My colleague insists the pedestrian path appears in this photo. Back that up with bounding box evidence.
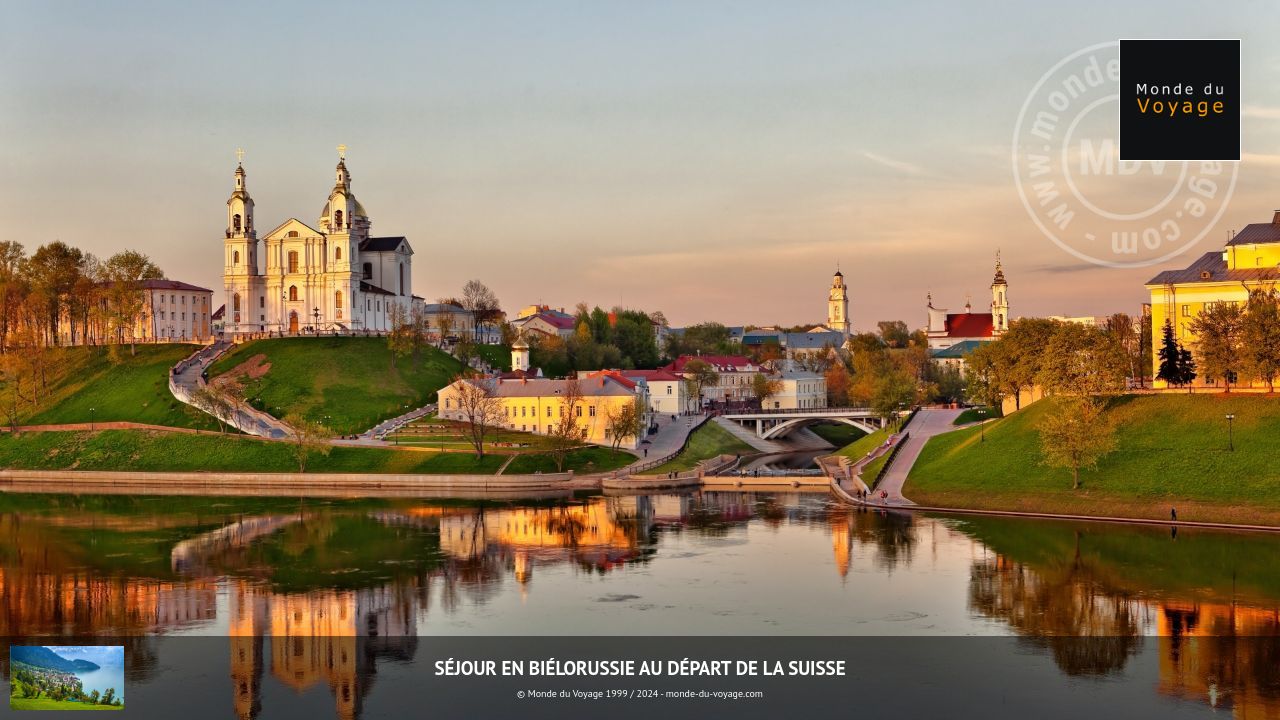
[871,407,965,506]
[169,341,293,440]
[619,413,708,474]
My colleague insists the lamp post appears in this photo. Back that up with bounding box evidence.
[312,307,321,333]
[1226,413,1235,452]
[978,408,987,443]
[89,407,95,432]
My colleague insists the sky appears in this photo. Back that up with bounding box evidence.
[3,1,1280,330]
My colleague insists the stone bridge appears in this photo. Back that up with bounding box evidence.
[720,407,884,439]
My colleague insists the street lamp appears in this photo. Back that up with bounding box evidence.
[89,407,95,432]
[312,307,321,333]
[1226,413,1236,452]
[978,408,987,443]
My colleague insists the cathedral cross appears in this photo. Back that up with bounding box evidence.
[235,147,244,163]
[337,144,347,160]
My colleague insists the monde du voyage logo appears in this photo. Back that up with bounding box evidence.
[1013,39,1240,269]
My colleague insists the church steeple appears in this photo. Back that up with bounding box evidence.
[827,266,850,338]
[226,149,254,239]
[990,250,1009,335]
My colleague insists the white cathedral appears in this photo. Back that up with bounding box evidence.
[222,150,415,336]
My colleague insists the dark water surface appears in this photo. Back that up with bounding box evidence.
[2,489,1278,718]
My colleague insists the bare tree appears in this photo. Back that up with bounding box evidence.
[681,359,719,412]
[605,397,644,450]
[190,384,232,434]
[547,376,585,471]
[451,375,504,458]
[461,279,503,327]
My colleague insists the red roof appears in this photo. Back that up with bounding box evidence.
[944,313,994,339]
[664,355,757,373]
[582,370,638,390]
[622,369,682,382]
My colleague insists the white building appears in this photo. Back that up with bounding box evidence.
[223,150,415,337]
[771,364,828,410]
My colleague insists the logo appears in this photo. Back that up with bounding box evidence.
[1012,41,1238,268]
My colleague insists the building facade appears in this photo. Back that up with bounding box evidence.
[56,279,215,345]
[926,254,1009,351]
[827,269,850,338]
[222,152,415,337]
[1144,210,1280,389]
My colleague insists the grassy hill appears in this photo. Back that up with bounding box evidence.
[0,430,505,474]
[207,337,462,435]
[649,421,755,473]
[909,394,1280,525]
[19,344,216,430]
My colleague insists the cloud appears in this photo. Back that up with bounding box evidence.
[860,150,932,177]
[1244,105,1280,120]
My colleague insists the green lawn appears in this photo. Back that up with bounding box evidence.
[909,394,1280,525]
[861,451,891,486]
[648,421,755,473]
[0,429,505,474]
[808,422,866,447]
[10,697,122,710]
[20,344,218,430]
[207,337,462,434]
[953,406,1000,425]
[470,343,511,371]
[503,446,634,474]
[834,426,890,460]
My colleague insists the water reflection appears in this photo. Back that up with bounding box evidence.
[6,494,1280,717]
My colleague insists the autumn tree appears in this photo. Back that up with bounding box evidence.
[1039,396,1115,489]
[1190,301,1245,391]
[1037,322,1127,397]
[102,250,164,354]
[1241,288,1280,391]
[460,279,503,326]
[681,359,719,412]
[749,372,783,406]
[284,413,332,471]
[605,397,644,451]
[824,362,851,406]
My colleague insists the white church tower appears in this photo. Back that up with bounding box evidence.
[224,151,265,333]
[990,251,1009,336]
[827,268,850,338]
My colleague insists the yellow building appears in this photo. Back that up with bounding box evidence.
[1145,210,1280,389]
[437,372,648,450]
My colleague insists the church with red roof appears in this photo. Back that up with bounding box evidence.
[925,254,1009,351]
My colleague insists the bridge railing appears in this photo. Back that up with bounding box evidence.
[722,406,876,417]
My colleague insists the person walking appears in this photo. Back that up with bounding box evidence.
[1171,507,1177,522]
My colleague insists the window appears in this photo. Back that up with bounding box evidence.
[288,251,299,273]
[362,262,372,280]
[334,290,343,309]
[232,293,241,312]
[289,285,298,301]
[589,406,596,417]
[336,246,342,261]
[334,209,343,228]
[575,406,582,417]
[232,214,241,232]
[399,263,405,295]
[546,406,552,418]
[259,296,264,308]
[233,250,240,265]
[1182,305,1190,317]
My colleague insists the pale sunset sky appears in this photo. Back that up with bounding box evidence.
[3,1,1280,329]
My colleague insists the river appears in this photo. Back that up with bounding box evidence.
[1,489,1277,717]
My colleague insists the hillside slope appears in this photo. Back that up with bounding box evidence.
[207,337,462,435]
[909,394,1280,524]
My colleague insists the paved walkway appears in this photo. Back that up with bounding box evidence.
[170,341,293,440]
[620,413,708,473]
[874,407,965,506]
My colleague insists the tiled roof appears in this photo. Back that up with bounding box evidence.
[1226,219,1280,246]
[359,236,408,252]
[783,331,845,349]
[619,369,682,382]
[140,279,213,293]
[1145,250,1280,285]
[519,313,576,330]
[930,339,989,359]
[211,304,225,320]
[664,355,757,373]
[481,375,636,398]
[942,313,994,339]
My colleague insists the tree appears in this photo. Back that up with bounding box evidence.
[1189,301,1245,391]
[681,359,719,412]
[1036,322,1127,397]
[605,397,644,451]
[451,375,503,458]
[1038,396,1116,489]
[101,688,115,706]
[824,362,851,406]
[460,279,503,325]
[26,241,89,346]
[749,372,782,406]
[102,249,163,354]
[1156,318,1181,386]
[877,320,911,348]
[547,376,585,471]
[89,690,100,705]
[0,241,27,352]
[1177,345,1197,390]
[189,384,232,433]
[871,366,916,422]
[1104,312,1139,383]
[1241,288,1280,391]
[284,413,331,471]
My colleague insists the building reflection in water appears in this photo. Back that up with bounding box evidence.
[10,496,1280,718]
[970,546,1280,718]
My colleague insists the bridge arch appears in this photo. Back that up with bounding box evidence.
[760,416,881,440]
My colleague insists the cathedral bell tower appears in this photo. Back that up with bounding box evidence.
[990,251,1009,335]
[827,268,850,338]
[225,151,258,277]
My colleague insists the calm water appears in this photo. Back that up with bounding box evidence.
[75,667,125,702]
[2,488,1279,717]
